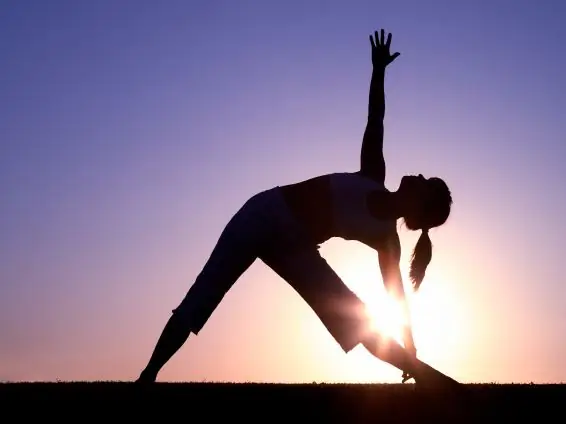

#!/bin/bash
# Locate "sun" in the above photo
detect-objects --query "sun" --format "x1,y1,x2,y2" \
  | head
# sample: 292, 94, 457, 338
325, 245, 409, 344
364, 296, 407, 344
318, 239, 472, 382
323, 241, 469, 356
359, 270, 468, 361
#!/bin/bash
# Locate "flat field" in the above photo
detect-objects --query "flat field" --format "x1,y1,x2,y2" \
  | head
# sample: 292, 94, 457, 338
1, 382, 563, 423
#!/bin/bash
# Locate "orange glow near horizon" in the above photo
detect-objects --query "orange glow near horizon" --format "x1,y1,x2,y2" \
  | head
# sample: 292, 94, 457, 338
324, 239, 475, 382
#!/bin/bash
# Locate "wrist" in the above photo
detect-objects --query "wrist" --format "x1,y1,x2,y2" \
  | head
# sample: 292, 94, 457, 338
372, 65, 386, 73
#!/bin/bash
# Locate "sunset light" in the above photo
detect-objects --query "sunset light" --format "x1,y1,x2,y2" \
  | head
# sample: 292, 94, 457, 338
2, 1, 564, 388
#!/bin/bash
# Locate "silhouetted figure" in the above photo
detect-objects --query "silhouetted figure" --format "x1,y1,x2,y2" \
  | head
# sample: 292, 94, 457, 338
137, 29, 453, 385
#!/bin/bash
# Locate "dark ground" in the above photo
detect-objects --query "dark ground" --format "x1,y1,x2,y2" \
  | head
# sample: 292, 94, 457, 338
0, 382, 564, 423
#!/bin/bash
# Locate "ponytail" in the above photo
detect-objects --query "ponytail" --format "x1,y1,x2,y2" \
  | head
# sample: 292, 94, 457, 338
409, 229, 432, 291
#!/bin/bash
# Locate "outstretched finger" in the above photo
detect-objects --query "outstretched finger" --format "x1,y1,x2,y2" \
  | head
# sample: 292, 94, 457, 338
380, 29, 385, 45
391, 52, 400, 61
386, 32, 392, 48
369, 34, 376, 49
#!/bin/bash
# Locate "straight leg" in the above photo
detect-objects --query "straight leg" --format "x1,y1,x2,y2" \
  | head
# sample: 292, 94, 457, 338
262, 247, 415, 375
263, 246, 461, 387
137, 194, 269, 382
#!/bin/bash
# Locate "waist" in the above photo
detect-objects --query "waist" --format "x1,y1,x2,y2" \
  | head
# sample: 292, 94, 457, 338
278, 175, 333, 244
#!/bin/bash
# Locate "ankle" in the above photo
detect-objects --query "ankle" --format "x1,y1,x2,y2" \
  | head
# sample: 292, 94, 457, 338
138, 367, 158, 382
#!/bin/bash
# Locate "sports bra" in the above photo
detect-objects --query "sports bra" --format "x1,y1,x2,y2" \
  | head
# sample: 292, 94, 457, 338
279, 172, 398, 249
328, 172, 397, 247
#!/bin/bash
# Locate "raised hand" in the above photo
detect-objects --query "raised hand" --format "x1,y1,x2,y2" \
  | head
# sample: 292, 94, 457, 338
370, 29, 400, 68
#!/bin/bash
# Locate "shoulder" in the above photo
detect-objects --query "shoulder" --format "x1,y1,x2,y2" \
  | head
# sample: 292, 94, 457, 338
356, 169, 386, 187
332, 171, 386, 189
366, 226, 400, 256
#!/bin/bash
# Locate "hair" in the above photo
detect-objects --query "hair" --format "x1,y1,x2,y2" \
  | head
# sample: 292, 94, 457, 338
408, 177, 453, 291
409, 230, 433, 291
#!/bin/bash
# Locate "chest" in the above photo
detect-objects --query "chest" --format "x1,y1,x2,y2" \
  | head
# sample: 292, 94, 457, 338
329, 173, 397, 243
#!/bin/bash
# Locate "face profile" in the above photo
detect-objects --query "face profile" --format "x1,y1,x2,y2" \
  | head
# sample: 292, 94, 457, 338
399, 174, 452, 231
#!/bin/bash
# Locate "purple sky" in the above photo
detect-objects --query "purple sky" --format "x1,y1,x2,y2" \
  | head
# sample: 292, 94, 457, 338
1, 0, 565, 383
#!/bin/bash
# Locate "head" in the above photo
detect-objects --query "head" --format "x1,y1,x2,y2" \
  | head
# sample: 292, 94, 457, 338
398, 174, 453, 291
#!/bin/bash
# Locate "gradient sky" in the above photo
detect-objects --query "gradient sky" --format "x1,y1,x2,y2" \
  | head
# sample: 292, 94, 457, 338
1, 0, 565, 383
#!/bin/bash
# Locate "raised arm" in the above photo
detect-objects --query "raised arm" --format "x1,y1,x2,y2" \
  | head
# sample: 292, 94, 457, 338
359, 29, 400, 183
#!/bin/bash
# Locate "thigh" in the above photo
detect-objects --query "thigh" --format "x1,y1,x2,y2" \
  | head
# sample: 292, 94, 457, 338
262, 248, 372, 353
174, 195, 269, 332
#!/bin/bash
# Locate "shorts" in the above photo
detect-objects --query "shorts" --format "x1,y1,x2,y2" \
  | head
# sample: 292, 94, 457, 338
173, 186, 372, 353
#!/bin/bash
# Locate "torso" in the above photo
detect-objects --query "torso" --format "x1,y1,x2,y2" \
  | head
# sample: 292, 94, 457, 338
279, 174, 333, 245
279, 172, 398, 249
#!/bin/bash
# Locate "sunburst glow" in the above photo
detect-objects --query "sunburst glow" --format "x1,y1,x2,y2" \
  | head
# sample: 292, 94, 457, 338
364, 297, 407, 344
325, 241, 471, 366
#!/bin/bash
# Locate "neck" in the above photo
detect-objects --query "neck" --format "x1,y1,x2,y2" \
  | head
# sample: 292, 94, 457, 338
369, 190, 406, 220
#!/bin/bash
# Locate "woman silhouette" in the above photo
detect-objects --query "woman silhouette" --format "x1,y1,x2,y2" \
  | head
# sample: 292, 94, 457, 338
137, 29, 453, 384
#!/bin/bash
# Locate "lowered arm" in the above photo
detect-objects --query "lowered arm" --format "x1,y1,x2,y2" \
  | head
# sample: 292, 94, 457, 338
377, 235, 417, 367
